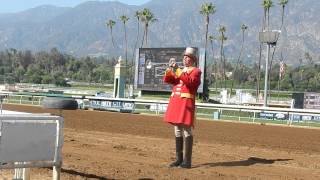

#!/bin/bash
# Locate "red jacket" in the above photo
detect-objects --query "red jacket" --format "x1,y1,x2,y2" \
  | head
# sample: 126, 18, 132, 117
163, 67, 202, 127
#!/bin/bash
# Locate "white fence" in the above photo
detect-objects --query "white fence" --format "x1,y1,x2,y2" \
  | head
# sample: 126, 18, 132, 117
86, 96, 320, 127
2, 94, 44, 106
3, 94, 320, 127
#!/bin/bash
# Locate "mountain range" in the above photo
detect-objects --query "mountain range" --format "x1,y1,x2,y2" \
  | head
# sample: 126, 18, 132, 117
0, 0, 319, 65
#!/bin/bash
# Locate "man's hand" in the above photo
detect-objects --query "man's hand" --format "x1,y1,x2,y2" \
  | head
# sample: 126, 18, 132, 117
169, 58, 178, 68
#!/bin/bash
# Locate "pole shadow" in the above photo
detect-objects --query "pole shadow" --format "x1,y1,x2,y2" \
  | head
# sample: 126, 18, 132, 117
60, 168, 114, 180
193, 157, 293, 168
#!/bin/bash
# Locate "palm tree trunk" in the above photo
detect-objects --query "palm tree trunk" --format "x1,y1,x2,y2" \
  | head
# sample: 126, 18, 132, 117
132, 21, 140, 90
210, 41, 217, 92
267, 9, 270, 30
111, 29, 115, 48
203, 17, 209, 101
222, 40, 226, 89
219, 38, 224, 89
145, 25, 148, 47
281, 6, 285, 30
133, 21, 140, 59
268, 4, 287, 96
124, 24, 128, 67
257, 9, 267, 101
230, 30, 245, 95
263, 9, 267, 30
141, 27, 146, 48
123, 23, 129, 93
256, 44, 262, 101
267, 46, 276, 99
276, 6, 286, 98
123, 24, 128, 67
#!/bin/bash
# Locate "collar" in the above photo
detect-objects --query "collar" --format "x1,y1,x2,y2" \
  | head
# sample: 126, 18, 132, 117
183, 66, 195, 74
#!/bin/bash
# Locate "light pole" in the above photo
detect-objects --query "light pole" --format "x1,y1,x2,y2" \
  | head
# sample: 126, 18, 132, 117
259, 30, 280, 107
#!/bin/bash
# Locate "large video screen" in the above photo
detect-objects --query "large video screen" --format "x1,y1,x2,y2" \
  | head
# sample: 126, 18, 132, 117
134, 47, 204, 92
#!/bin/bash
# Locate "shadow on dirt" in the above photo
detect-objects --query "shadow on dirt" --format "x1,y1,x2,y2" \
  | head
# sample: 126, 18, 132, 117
61, 168, 114, 180
194, 157, 293, 168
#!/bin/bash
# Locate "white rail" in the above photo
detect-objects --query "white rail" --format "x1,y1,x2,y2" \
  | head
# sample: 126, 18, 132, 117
85, 96, 320, 115
3, 94, 320, 127
86, 96, 320, 127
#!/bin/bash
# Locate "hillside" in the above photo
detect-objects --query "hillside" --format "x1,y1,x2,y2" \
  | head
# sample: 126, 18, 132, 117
0, 0, 318, 65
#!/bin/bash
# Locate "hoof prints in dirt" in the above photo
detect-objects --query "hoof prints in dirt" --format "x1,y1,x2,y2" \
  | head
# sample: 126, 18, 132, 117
113, 145, 148, 157
113, 144, 127, 150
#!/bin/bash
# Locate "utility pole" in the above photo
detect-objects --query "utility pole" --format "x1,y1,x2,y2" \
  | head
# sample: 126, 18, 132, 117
263, 44, 270, 107
259, 30, 280, 106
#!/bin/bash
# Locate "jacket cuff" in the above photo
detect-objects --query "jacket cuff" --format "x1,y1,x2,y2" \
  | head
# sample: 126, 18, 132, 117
165, 68, 174, 77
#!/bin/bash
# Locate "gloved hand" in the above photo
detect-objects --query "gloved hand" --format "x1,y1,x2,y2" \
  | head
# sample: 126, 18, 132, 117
169, 58, 178, 69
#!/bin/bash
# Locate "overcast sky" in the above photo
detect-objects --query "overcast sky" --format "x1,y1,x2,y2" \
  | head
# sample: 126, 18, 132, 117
0, 0, 151, 13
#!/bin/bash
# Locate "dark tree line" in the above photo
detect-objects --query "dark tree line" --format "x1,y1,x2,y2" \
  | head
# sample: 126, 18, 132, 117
0, 47, 318, 92
208, 55, 320, 92
0, 48, 116, 86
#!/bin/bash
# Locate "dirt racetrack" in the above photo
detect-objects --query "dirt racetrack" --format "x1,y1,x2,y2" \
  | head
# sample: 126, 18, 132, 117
1, 104, 320, 180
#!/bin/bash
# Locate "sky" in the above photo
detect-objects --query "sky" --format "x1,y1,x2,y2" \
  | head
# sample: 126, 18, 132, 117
0, 0, 151, 13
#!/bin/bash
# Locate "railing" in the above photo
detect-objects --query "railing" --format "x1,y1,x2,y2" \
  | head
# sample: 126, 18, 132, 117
86, 96, 320, 128
3, 94, 44, 106
3, 94, 320, 128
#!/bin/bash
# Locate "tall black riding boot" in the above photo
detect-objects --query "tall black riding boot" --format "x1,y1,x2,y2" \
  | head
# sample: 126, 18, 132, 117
169, 136, 183, 167
179, 135, 193, 169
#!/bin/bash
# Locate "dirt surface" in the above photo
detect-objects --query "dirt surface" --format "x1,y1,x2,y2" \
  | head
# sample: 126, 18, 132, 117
1, 104, 320, 179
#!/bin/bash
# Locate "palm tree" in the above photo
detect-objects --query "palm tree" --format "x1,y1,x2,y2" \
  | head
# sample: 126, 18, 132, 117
279, 0, 289, 29
256, 44, 262, 100
106, 19, 116, 48
120, 15, 130, 93
140, 8, 157, 48
120, 15, 129, 68
133, 10, 142, 59
269, 0, 289, 61
268, 0, 288, 99
131, 10, 142, 90
208, 35, 218, 91
200, 2, 216, 101
256, 0, 270, 99
218, 25, 227, 89
230, 24, 248, 95
259, 0, 273, 103
262, 0, 273, 29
